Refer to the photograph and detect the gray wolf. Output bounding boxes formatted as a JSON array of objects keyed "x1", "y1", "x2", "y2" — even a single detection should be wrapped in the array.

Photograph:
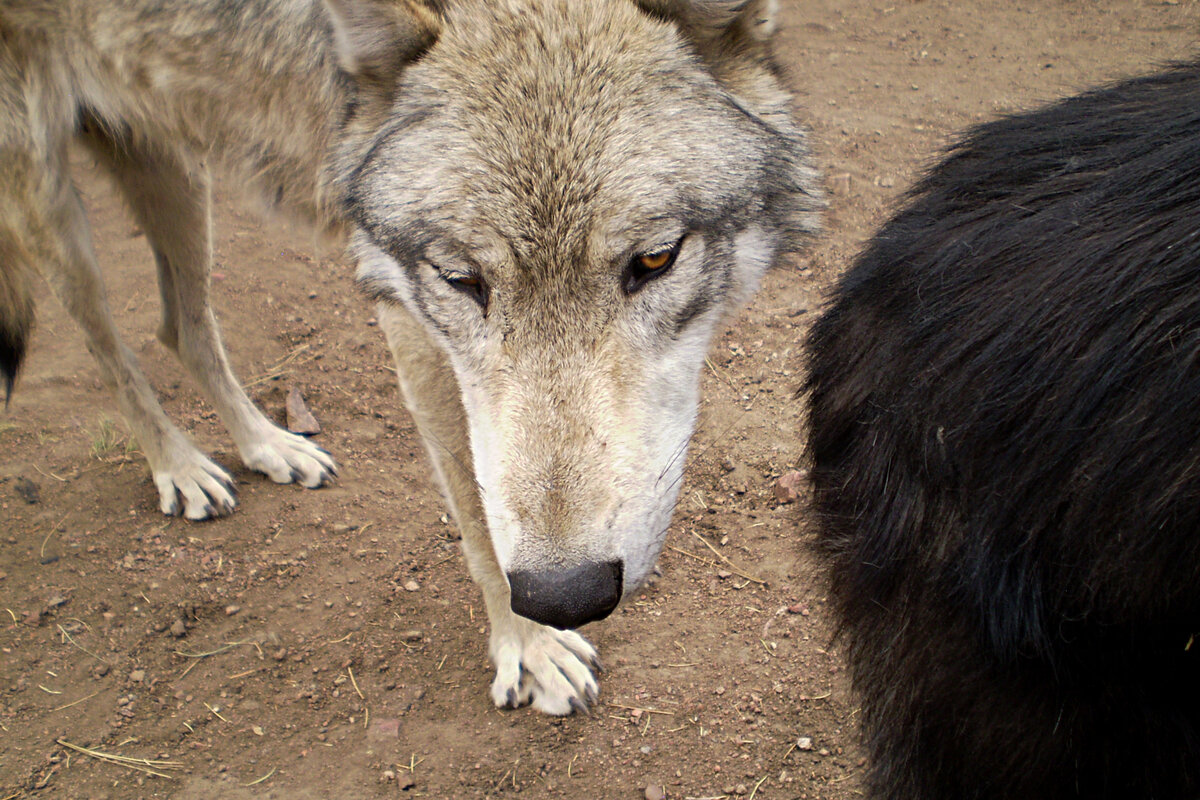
[
  {"x1": 806, "y1": 61, "x2": 1200, "y2": 798},
  {"x1": 1, "y1": 0, "x2": 820, "y2": 715}
]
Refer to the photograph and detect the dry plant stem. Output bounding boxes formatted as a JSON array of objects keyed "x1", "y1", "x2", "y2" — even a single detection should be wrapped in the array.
[{"x1": 56, "y1": 738, "x2": 183, "y2": 779}]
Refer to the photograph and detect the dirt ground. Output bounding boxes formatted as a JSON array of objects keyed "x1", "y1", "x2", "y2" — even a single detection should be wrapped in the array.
[{"x1": 2, "y1": 2, "x2": 1196, "y2": 798}]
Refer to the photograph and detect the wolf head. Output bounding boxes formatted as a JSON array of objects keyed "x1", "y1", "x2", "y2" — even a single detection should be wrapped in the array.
[{"x1": 334, "y1": 0, "x2": 820, "y2": 628}]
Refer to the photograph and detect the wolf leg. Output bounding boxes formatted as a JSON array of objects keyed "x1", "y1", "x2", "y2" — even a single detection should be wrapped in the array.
[
  {"x1": 376, "y1": 303, "x2": 600, "y2": 715},
  {"x1": 5, "y1": 137, "x2": 237, "y2": 519},
  {"x1": 84, "y1": 135, "x2": 337, "y2": 494}
]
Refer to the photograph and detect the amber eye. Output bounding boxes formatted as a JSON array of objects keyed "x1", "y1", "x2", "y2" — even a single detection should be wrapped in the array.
[
  {"x1": 441, "y1": 271, "x2": 489, "y2": 309},
  {"x1": 637, "y1": 250, "x2": 673, "y2": 271},
  {"x1": 624, "y1": 237, "x2": 684, "y2": 295}
]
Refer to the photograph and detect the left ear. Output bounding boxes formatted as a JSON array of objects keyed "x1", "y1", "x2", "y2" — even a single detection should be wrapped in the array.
[
  {"x1": 633, "y1": 0, "x2": 779, "y2": 45},
  {"x1": 323, "y1": 0, "x2": 441, "y2": 83}
]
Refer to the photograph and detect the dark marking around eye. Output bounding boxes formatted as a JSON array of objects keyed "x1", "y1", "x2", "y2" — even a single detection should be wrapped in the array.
[{"x1": 623, "y1": 236, "x2": 685, "y2": 295}]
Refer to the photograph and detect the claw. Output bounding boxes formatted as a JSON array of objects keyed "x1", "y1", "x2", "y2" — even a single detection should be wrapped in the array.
[
  {"x1": 506, "y1": 687, "x2": 519, "y2": 708},
  {"x1": 568, "y1": 696, "x2": 589, "y2": 716},
  {"x1": 171, "y1": 487, "x2": 185, "y2": 516},
  {"x1": 585, "y1": 684, "x2": 599, "y2": 705}
]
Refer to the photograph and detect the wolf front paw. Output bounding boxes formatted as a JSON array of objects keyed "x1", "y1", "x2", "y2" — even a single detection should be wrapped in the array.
[
  {"x1": 240, "y1": 424, "x2": 337, "y2": 488},
  {"x1": 154, "y1": 450, "x2": 238, "y2": 520},
  {"x1": 489, "y1": 622, "x2": 601, "y2": 716}
]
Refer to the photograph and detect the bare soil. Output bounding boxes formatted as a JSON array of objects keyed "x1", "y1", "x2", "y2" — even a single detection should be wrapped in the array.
[{"x1": 2, "y1": 2, "x2": 1196, "y2": 798}]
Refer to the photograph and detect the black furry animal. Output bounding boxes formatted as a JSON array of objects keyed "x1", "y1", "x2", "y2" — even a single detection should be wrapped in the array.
[{"x1": 805, "y1": 61, "x2": 1200, "y2": 800}]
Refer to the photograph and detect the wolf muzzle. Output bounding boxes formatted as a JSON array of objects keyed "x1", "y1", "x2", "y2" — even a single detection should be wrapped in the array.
[{"x1": 508, "y1": 560, "x2": 623, "y2": 630}]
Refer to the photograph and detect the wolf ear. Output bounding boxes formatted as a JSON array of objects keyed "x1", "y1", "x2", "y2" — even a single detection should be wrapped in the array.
[
  {"x1": 634, "y1": 0, "x2": 779, "y2": 43},
  {"x1": 323, "y1": 0, "x2": 440, "y2": 82}
]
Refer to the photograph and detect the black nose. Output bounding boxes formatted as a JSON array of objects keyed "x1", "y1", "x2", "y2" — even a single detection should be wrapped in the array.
[{"x1": 508, "y1": 560, "x2": 623, "y2": 630}]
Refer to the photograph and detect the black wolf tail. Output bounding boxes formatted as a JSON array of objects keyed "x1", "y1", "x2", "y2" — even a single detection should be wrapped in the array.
[{"x1": 0, "y1": 241, "x2": 35, "y2": 404}]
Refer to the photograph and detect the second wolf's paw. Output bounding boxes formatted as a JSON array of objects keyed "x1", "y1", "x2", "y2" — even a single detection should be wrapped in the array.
[
  {"x1": 154, "y1": 449, "x2": 238, "y2": 521},
  {"x1": 239, "y1": 424, "x2": 337, "y2": 488},
  {"x1": 489, "y1": 620, "x2": 601, "y2": 715}
]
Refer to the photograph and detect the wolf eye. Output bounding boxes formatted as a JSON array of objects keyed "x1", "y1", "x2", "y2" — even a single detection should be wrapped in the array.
[
  {"x1": 441, "y1": 272, "x2": 489, "y2": 309},
  {"x1": 624, "y1": 237, "x2": 684, "y2": 295}
]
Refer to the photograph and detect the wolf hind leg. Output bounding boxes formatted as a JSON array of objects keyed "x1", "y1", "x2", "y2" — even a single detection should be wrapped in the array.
[
  {"x1": 376, "y1": 302, "x2": 600, "y2": 715},
  {"x1": 8, "y1": 140, "x2": 237, "y2": 519},
  {"x1": 83, "y1": 133, "x2": 337, "y2": 492}
]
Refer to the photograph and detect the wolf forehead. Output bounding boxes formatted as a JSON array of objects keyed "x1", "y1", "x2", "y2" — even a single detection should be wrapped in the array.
[{"x1": 344, "y1": 0, "x2": 796, "y2": 262}]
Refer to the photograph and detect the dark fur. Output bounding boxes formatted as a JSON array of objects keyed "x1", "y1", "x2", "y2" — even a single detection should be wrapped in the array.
[{"x1": 805, "y1": 61, "x2": 1200, "y2": 800}]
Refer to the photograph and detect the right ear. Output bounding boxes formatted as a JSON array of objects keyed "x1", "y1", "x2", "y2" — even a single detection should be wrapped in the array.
[{"x1": 323, "y1": 0, "x2": 441, "y2": 83}]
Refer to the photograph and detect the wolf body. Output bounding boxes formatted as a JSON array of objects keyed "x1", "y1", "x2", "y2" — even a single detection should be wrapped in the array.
[
  {"x1": 1, "y1": 0, "x2": 820, "y2": 714},
  {"x1": 806, "y1": 62, "x2": 1200, "y2": 797}
]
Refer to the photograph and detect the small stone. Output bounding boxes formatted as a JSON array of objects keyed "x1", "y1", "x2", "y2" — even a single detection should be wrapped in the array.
[
  {"x1": 371, "y1": 718, "x2": 401, "y2": 738},
  {"x1": 130, "y1": 669, "x2": 145, "y2": 683},
  {"x1": 381, "y1": 769, "x2": 395, "y2": 783},
  {"x1": 170, "y1": 620, "x2": 187, "y2": 638},
  {"x1": 399, "y1": 773, "x2": 415, "y2": 790},
  {"x1": 403, "y1": 580, "x2": 420, "y2": 592},
  {"x1": 797, "y1": 737, "x2": 813, "y2": 751},
  {"x1": 829, "y1": 172, "x2": 852, "y2": 196},
  {"x1": 774, "y1": 470, "x2": 808, "y2": 504},
  {"x1": 819, "y1": 748, "x2": 830, "y2": 757},
  {"x1": 286, "y1": 386, "x2": 321, "y2": 435},
  {"x1": 400, "y1": 629, "x2": 423, "y2": 642},
  {"x1": 716, "y1": 570, "x2": 732, "y2": 580},
  {"x1": 644, "y1": 785, "x2": 667, "y2": 800},
  {"x1": 224, "y1": 604, "x2": 241, "y2": 616}
]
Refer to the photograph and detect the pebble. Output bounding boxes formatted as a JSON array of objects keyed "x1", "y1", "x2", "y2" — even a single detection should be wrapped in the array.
[
  {"x1": 829, "y1": 172, "x2": 853, "y2": 196},
  {"x1": 224, "y1": 604, "x2": 241, "y2": 616},
  {"x1": 774, "y1": 470, "x2": 808, "y2": 504},
  {"x1": 130, "y1": 669, "x2": 145, "y2": 683},
  {"x1": 644, "y1": 785, "x2": 666, "y2": 800},
  {"x1": 797, "y1": 737, "x2": 813, "y2": 751},
  {"x1": 403, "y1": 580, "x2": 420, "y2": 592},
  {"x1": 286, "y1": 386, "x2": 321, "y2": 435},
  {"x1": 170, "y1": 620, "x2": 187, "y2": 638}
]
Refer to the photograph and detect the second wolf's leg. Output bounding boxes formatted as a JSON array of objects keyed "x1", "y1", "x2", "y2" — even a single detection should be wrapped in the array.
[
  {"x1": 377, "y1": 303, "x2": 601, "y2": 715},
  {"x1": 3, "y1": 136, "x2": 237, "y2": 519},
  {"x1": 84, "y1": 135, "x2": 337, "y2": 495}
]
